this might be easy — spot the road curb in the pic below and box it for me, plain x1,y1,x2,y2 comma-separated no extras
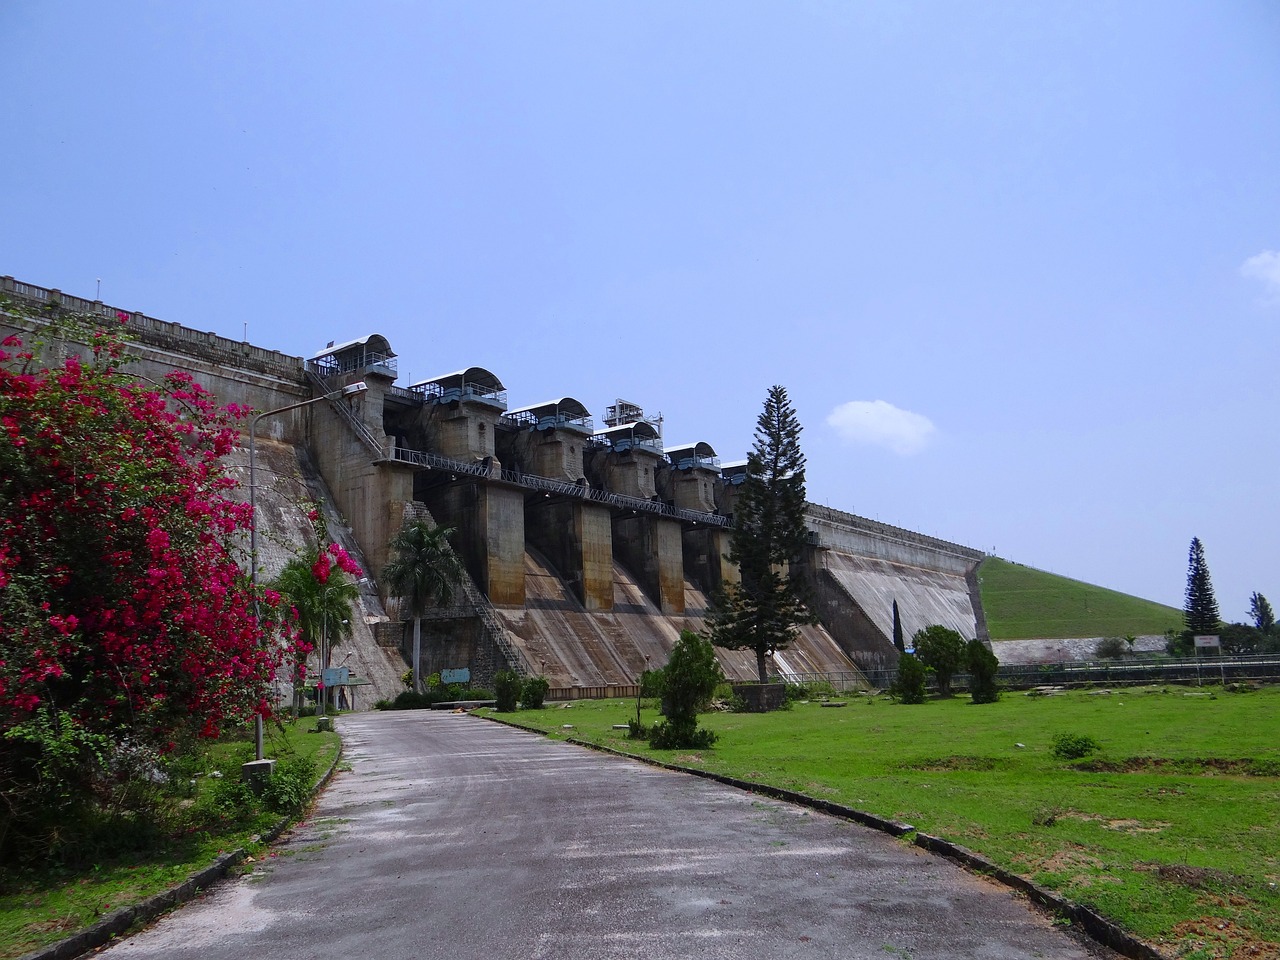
480,713,1161,960
19,737,345,960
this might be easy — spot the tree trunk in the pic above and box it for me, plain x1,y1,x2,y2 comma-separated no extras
412,617,422,694
756,647,768,684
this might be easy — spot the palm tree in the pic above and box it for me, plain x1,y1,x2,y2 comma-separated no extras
382,521,465,693
271,554,360,716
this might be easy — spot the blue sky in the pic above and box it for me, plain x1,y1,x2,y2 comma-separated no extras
3,1,1277,619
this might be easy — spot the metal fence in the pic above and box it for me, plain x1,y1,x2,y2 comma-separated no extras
859,654,1280,692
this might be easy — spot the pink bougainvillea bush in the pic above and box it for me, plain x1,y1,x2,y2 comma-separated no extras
0,312,295,859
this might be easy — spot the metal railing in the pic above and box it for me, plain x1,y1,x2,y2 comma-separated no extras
500,410,595,434
305,368,384,456
860,654,1280,691
309,352,398,377
414,381,509,409
386,384,422,404
387,442,732,528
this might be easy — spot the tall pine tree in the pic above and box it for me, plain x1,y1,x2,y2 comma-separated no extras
892,599,905,652
709,385,813,683
1249,592,1275,634
1183,537,1220,636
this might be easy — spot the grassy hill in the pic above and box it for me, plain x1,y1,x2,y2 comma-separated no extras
978,556,1182,640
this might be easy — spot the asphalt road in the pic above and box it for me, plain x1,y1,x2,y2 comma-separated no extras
101,711,1117,960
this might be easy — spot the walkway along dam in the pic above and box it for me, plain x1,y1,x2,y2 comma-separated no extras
2,277,988,704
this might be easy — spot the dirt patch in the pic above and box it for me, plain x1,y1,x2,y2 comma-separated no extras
1057,812,1169,833
1169,917,1280,959
1038,845,1105,874
1138,863,1239,890
902,755,1003,772
1074,756,1280,776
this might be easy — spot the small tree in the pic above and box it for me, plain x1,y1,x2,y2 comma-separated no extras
521,675,550,709
890,652,927,704
913,625,966,696
892,599,905,653
650,631,722,749
709,385,814,684
1219,622,1263,656
965,639,1000,704
382,521,465,694
1183,537,1220,636
1249,592,1275,634
270,539,362,717
494,670,521,712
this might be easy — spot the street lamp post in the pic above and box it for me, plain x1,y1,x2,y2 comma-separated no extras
247,380,368,760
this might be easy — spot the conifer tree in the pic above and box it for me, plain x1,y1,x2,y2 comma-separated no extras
1183,537,1220,636
1248,591,1275,634
892,599,905,652
709,385,813,683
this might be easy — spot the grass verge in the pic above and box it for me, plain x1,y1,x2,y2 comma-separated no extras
0,716,339,960
487,685,1280,958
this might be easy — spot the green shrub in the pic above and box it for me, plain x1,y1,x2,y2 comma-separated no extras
966,639,1001,704
261,754,316,815
649,631,722,747
784,680,836,701
639,668,664,699
627,718,651,740
494,671,521,712
521,676,550,709
375,691,435,711
204,770,257,817
913,625,966,696
1051,732,1102,760
890,653,928,704
650,716,717,749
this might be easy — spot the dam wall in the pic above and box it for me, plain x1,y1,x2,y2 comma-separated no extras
3,277,988,693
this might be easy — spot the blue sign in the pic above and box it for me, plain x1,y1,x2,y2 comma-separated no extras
441,668,470,684
322,666,350,687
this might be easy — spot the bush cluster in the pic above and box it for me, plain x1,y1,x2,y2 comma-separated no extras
374,684,497,710
648,631,722,749
890,653,928,704
1051,732,1102,760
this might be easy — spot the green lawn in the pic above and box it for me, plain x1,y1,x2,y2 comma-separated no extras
491,687,1280,958
979,556,1183,639
0,717,339,960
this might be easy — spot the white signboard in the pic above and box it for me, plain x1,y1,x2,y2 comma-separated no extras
1193,635,1220,648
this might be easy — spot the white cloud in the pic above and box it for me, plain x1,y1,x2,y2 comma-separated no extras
1241,250,1280,303
826,400,936,455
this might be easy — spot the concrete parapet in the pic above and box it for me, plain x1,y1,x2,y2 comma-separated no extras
422,401,502,463
586,445,664,501
661,465,719,514
805,504,982,574
502,427,587,482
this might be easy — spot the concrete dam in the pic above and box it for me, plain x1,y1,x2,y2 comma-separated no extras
2,277,988,704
